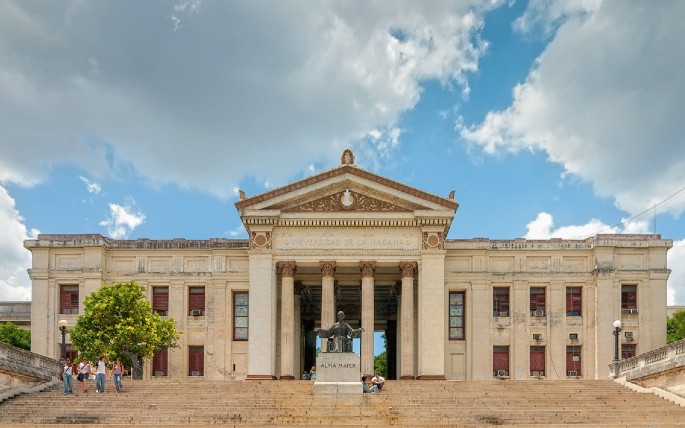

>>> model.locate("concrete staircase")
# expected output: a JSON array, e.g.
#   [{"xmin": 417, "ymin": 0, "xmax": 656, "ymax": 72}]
[{"xmin": 1, "ymin": 378, "xmax": 685, "ymax": 426}]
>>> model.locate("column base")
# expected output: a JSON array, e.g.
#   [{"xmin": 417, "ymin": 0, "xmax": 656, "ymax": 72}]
[
  {"xmin": 399, "ymin": 375, "xmax": 416, "ymax": 380},
  {"xmin": 416, "ymin": 375, "xmax": 446, "ymax": 380},
  {"xmin": 246, "ymin": 374, "xmax": 277, "ymax": 380},
  {"xmin": 279, "ymin": 375, "xmax": 296, "ymax": 380}
]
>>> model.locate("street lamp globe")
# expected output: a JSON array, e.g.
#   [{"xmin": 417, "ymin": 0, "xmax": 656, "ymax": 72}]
[{"xmin": 612, "ymin": 319, "xmax": 622, "ymax": 363}]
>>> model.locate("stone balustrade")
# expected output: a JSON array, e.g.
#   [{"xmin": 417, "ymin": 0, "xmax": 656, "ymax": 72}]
[
  {"xmin": 0, "ymin": 342, "xmax": 60, "ymax": 382},
  {"xmin": 612, "ymin": 338, "xmax": 685, "ymax": 381}
]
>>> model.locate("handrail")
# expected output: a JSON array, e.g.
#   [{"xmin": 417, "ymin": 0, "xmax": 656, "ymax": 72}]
[{"xmin": 611, "ymin": 338, "xmax": 685, "ymax": 380}]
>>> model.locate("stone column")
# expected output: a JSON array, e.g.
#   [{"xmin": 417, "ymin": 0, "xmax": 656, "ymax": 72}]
[
  {"xmin": 278, "ymin": 261, "xmax": 296, "ymax": 379},
  {"xmin": 399, "ymin": 261, "xmax": 416, "ymax": 379},
  {"xmin": 360, "ymin": 261, "xmax": 376, "ymax": 375},
  {"xmin": 320, "ymin": 261, "xmax": 336, "ymax": 330}
]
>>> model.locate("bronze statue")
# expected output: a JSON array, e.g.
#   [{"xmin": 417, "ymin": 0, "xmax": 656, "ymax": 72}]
[{"xmin": 315, "ymin": 311, "xmax": 363, "ymax": 353}]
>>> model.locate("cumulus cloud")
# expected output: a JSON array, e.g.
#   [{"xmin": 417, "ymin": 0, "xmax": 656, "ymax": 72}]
[
  {"xmin": 99, "ymin": 198, "xmax": 146, "ymax": 239},
  {"xmin": 460, "ymin": 1, "xmax": 685, "ymax": 217},
  {"xmin": 668, "ymin": 239, "xmax": 685, "ymax": 305},
  {"xmin": 0, "ymin": 1, "xmax": 498, "ymax": 196},
  {"xmin": 0, "ymin": 185, "xmax": 38, "ymax": 301}
]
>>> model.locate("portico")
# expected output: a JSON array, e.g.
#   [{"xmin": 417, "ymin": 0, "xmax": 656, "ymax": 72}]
[{"xmin": 238, "ymin": 149, "xmax": 456, "ymax": 380}]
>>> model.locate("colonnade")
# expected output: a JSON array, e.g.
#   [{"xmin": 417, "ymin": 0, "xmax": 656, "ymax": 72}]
[{"xmin": 276, "ymin": 260, "xmax": 417, "ymax": 379}]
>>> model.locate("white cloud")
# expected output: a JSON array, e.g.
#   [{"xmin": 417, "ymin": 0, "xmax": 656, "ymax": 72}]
[
  {"xmin": 460, "ymin": 1, "xmax": 685, "ymax": 218},
  {"xmin": 668, "ymin": 239, "xmax": 685, "ymax": 306},
  {"xmin": 0, "ymin": 185, "xmax": 38, "ymax": 301},
  {"xmin": 0, "ymin": 1, "xmax": 499, "ymax": 196},
  {"xmin": 79, "ymin": 176, "xmax": 102, "ymax": 194},
  {"xmin": 99, "ymin": 199, "xmax": 145, "ymax": 239},
  {"xmin": 525, "ymin": 212, "xmax": 685, "ymax": 305}
]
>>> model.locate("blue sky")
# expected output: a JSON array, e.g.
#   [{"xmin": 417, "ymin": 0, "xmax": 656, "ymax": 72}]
[{"xmin": 1, "ymin": 0, "xmax": 684, "ymax": 307}]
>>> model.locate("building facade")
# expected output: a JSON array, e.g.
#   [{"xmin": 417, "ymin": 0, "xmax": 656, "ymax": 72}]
[{"xmin": 25, "ymin": 149, "xmax": 672, "ymax": 380}]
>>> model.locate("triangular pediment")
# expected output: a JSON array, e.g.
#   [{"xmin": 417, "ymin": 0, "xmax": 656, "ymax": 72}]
[
  {"xmin": 275, "ymin": 182, "xmax": 418, "ymax": 213},
  {"xmin": 235, "ymin": 149, "xmax": 458, "ymax": 233}
]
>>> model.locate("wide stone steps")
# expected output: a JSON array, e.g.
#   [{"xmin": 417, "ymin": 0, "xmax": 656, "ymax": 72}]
[{"xmin": 1, "ymin": 379, "xmax": 684, "ymax": 426}]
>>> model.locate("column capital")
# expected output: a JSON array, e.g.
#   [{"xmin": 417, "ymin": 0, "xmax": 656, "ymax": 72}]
[
  {"xmin": 319, "ymin": 261, "xmax": 336, "ymax": 278},
  {"xmin": 277, "ymin": 261, "xmax": 296, "ymax": 278},
  {"xmin": 360, "ymin": 261, "xmax": 376, "ymax": 278},
  {"xmin": 399, "ymin": 261, "xmax": 417, "ymax": 278}
]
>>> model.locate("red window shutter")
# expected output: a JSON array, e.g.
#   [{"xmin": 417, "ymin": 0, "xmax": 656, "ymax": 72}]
[
  {"xmin": 60, "ymin": 290, "xmax": 71, "ymax": 314},
  {"xmin": 493, "ymin": 347, "xmax": 509, "ymax": 372},
  {"xmin": 153, "ymin": 349, "xmax": 168, "ymax": 375},
  {"xmin": 188, "ymin": 347, "xmax": 204, "ymax": 375},
  {"xmin": 530, "ymin": 347, "xmax": 545, "ymax": 374},
  {"xmin": 566, "ymin": 346, "xmax": 581, "ymax": 375},
  {"xmin": 189, "ymin": 288, "xmax": 205, "ymax": 312},
  {"xmin": 153, "ymin": 288, "xmax": 169, "ymax": 314}
]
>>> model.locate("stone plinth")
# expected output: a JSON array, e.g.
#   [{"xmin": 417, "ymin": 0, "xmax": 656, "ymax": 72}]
[{"xmin": 312, "ymin": 353, "xmax": 362, "ymax": 395}]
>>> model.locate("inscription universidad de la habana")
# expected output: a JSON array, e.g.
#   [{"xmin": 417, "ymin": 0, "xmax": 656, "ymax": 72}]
[{"xmin": 278, "ymin": 235, "xmax": 417, "ymax": 250}]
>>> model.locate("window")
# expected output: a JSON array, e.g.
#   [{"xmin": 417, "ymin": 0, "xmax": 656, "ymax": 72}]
[
  {"xmin": 621, "ymin": 285, "xmax": 637, "ymax": 310},
  {"xmin": 153, "ymin": 349, "xmax": 168, "ymax": 376},
  {"xmin": 566, "ymin": 287, "xmax": 582, "ymax": 316},
  {"xmin": 189, "ymin": 287, "xmax": 205, "ymax": 315},
  {"xmin": 233, "ymin": 292, "xmax": 249, "ymax": 340},
  {"xmin": 493, "ymin": 288, "xmax": 510, "ymax": 317},
  {"xmin": 65, "ymin": 345, "xmax": 78, "ymax": 364},
  {"xmin": 566, "ymin": 346, "xmax": 581, "ymax": 376},
  {"xmin": 493, "ymin": 346, "xmax": 509, "ymax": 377},
  {"xmin": 530, "ymin": 346, "xmax": 545, "ymax": 377},
  {"xmin": 530, "ymin": 288, "xmax": 546, "ymax": 316},
  {"xmin": 622, "ymin": 344, "xmax": 637, "ymax": 359},
  {"xmin": 59, "ymin": 285, "xmax": 79, "ymax": 315},
  {"xmin": 188, "ymin": 346, "xmax": 204, "ymax": 376},
  {"xmin": 152, "ymin": 287, "xmax": 169, "ymax": 316},
  {"xmin": 448, "ymin": 292, "xmax": 465, "ymax": 340}
]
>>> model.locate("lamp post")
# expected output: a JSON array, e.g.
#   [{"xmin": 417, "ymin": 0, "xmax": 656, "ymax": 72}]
[
  {"xmin": 613, "ymin": 319, "xmax": 622, "ymax": 362},
  {"xmin": 58, "ymin": 319, "xmax": 68, "ymax": 361}
]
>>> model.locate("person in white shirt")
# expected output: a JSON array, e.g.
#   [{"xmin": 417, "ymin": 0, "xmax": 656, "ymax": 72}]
[
  {"xmin": 372, "ymin": 371, "xmax": 385, "ymax": 390},
  {"xmin": 95, "ymin": 355, "xmax": 107, "ymax": 393}
]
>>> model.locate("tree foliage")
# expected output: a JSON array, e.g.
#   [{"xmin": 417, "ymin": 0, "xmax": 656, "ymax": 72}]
[
  {"xmin": 373, "ymin": 332, "xmax": 387, "ymax": 376},
  {"xmin": 667, "ymin": 310, "xmax": 685, "ymax": 343},
  {"xmin": 0, "ymin": 322, "xmax": 30, "ymax": 350},
  {"xmin": 69, "ymin": 281, "xmax": 181, "ymax": 366},
  {"xmin": 374, "ymin": 351, "xmax": 387, "ymax": 376}
]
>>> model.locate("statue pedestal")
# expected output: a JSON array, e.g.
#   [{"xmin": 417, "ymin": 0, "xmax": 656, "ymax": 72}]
[{"xmin": 312, "ymin": 353, "xmax": 362, "ymax": 395}]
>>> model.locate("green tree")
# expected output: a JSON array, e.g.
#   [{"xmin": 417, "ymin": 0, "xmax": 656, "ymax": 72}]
[
  {"xmin": 667, "ymin": 310, "xmax": 685, "ymax": 343},
  {"xmin": 374, "ymin": 351, "xmax": 387, "ymax": 376},
  {"xmin": 373, "ymin": 332, "xmax": 387, "ymax": 376},
  {"xmin": 0, "ymin": 322, "xmax": 30, "ymax": 350},
  {"xmin": 69, "ymin": 280, "xmax": 181, "ymax": 378}
]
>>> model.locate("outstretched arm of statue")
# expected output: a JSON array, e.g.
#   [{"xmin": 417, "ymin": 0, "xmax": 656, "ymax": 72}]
[{"xmin": 315, "ymin": 327, "xmax": 333, "ymax": 338}]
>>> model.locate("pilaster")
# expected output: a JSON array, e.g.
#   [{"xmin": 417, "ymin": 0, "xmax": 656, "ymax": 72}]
[{"xmin": 247, "ymin": 253, "xmax": 277, "ymax": 380}]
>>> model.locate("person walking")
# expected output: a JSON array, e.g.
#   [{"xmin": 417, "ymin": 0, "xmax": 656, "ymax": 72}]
[
  {"xmin": 111, "ymin": 359, "xmax": 124, "ymax": 393},
  {"xmin": 95, "ymin": 355, "xmax": 107, "ymax": 393},
  {"xmin": 78, "ymin": 357, "xmax": 91, "ymax": 393},
  {"xmin": 60, "ymin": 358, "xmax": 73, "ymax": 395}
]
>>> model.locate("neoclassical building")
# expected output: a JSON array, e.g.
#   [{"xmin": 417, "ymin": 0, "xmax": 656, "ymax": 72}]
[{"xmin": 25, "ymin": 149, "xmax": 672, "ymax": 381}]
